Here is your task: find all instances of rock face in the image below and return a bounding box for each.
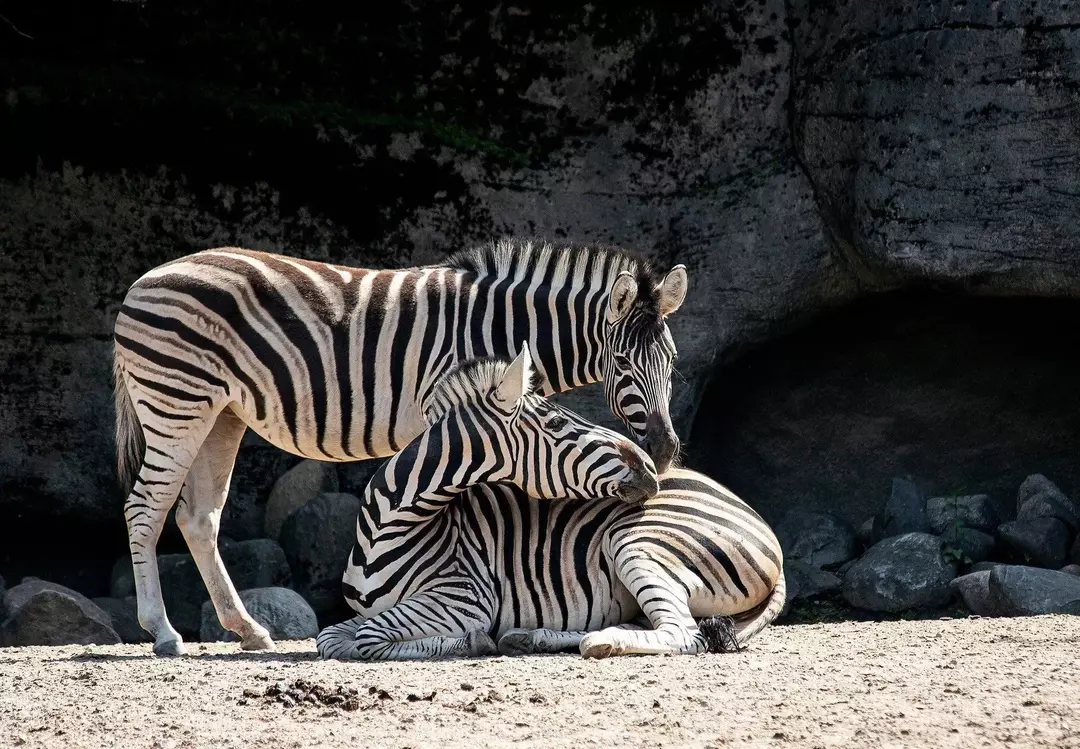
[109,539,292,636]
[841,533,956,613]
[927,495,999,535]
[1,579,121,646]
[4,1,1080,590]
[280,493,362,619]
[997,519,1070,570]
[264,460,340,542]
[1016,475,1080,533]
[986,566,1080,616]
[199,587,318,643]
[775,512,857,569]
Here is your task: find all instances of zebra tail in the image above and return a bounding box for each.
[733,567,787,647]
[113,351,144,493]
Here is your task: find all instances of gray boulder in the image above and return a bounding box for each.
[997,518,1070,569]
[841,533,956,613]
[280,492,362,617]
[264,459,339,541]
[199,587,318,643]
[781,561,841,618]
[926,494,999,535]
[949,571,994,616]
[109,539,292,636]
[1,579,121,646]
[940,526,995,565]
[987,565,1080,616]
[92,596,152,644]
[879,478,930,539]
[1017,474,1080,533]
[1060,564,1080,578]
[775,511,857,568]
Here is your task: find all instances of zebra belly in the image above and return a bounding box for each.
[455,491,640,636]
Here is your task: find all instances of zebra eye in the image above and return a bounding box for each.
[547,414,568,431]
[613,354,632,369]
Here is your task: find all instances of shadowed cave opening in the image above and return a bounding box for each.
[685,291,1080,529]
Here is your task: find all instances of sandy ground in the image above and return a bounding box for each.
[1,616,1079,749]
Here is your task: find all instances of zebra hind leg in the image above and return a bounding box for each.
[317,589,494,662]
[579,555,705,659]
[125,432,208,656]
[497,622,650,656]
[174,408,273,651]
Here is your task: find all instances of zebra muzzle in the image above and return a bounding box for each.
[617,468,660,505]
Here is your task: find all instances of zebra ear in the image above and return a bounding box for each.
[657,265,687,318]
[495,343,533,405]
[607,272,638,323]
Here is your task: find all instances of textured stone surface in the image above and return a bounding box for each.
[265,460,339,542]
[879,479,930,540]
[775,512,857,569]
[1,579,120,646]
[997,518,1070,570]
[927,495,999,535]
[92,596,152,644]
[1061,565,1080,578]
[280,493,362,619]
[782,561,842,617]
[199,587,318,643]
[987,565,1080,617]
[1016,474,1080,533]
[842,533,957,613]
[940,527,995,566]
[949,571,994,617]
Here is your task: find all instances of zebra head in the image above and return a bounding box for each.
[425,346,660,504]
[602,263,688,474]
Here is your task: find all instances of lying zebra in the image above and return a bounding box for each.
[317,349,785,661]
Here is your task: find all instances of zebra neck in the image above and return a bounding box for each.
[453,258,632,395]
[355,416,487,542]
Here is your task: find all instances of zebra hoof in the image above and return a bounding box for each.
[466,630,499,657]
[579,635,615,660]
[240,632,276,651]
[497,630,536,656]
[153,638,187,657]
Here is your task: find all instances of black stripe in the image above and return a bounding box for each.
[128,374,214,405]
[361,273,391,456]
[386,272,419,453]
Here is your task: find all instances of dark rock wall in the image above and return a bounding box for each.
[1,1,1078,595]
[689,292,1080,527]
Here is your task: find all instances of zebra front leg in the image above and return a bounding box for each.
[498,623,648,656]
[317,590,494,662]
[175,409,273,651]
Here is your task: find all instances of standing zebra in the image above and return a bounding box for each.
[318,354,784,661]
[113,238,687,655]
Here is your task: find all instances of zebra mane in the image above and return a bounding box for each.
[444,237,665,315]
[422,355,547,423]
